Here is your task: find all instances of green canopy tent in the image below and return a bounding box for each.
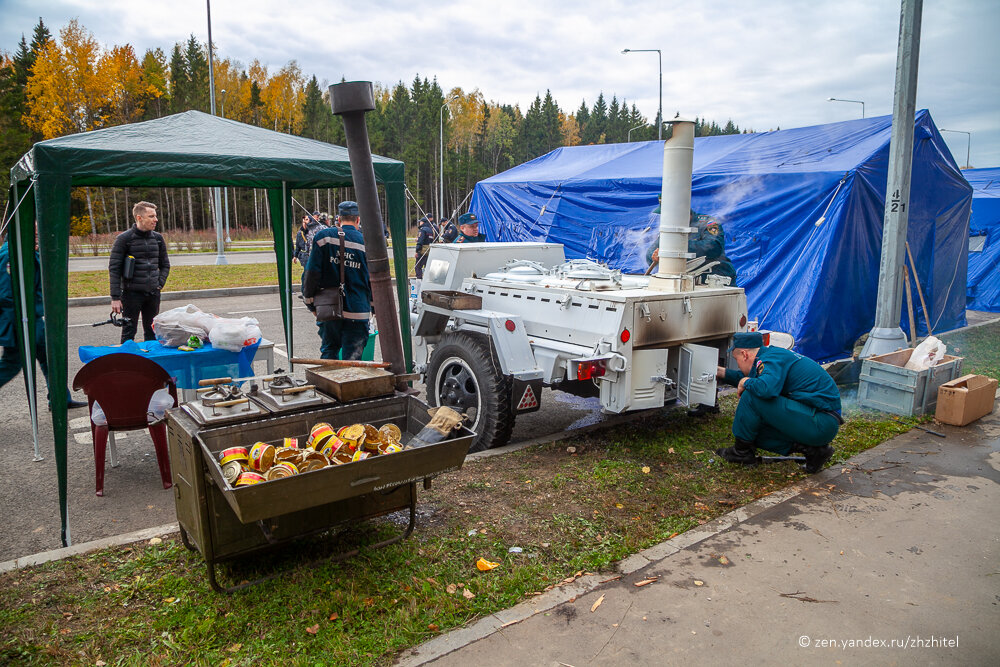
[5,110,411,546]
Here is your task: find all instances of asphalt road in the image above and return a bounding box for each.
[0,290,609,562]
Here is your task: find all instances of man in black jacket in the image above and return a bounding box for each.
[109,201,170,343]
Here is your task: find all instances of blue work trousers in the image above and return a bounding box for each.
[317,319,369,360]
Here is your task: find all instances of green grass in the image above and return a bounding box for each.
[68,259,418,298]
[938,319,1000,379]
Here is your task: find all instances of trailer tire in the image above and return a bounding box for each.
[426,332,515,452]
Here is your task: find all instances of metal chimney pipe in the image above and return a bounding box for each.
[648,118,696,292]
[329,81,406,378]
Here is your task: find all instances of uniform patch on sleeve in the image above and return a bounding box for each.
[755,360,765,375]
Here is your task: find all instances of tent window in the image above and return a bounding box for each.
[969,235,986,253]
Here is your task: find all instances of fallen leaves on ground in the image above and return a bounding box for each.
[591,594,605,612]
[476,558,499,572]
[305,624,319,635]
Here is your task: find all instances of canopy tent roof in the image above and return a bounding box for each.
[965,167,1000,312]
[12,110,404,188]
[6,110,410,548]
[471,110,972,362]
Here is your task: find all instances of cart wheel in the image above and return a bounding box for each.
[426,332,514,452]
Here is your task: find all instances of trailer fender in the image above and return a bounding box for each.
[487,315,544,381]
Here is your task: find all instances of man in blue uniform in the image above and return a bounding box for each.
[454,213,486,243]
[301,201,372,360]
[646,210,735,284]
[440,217,459,243]
[715,332,842,474]
[413,214,436,279]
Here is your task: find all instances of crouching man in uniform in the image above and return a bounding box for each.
[715,332,842,474]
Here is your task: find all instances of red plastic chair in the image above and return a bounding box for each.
[72,353,178,497]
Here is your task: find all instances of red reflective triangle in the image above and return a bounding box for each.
[517,385,538,410]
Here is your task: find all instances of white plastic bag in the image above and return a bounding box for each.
[904,336,946,371]
[208,317,262,352]
[91,388,175,427]
[153,304,216,347]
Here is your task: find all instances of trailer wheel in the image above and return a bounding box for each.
[426,332,515,452]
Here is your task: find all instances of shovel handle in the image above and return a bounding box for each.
[212,398,248,408]
[279,385,315,395]
[199,377,233,386]
[291,357,391,369]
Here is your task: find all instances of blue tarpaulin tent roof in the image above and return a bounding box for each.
[471,111,972,362]
[965,167,1000,312]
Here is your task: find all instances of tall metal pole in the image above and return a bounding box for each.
[827,97,865,118]
[439,102,446,223]
[221,88,231,241]
[861,0,923,358]
[622,49,662,140]
[206,0,227,265]
[330,81,406,380]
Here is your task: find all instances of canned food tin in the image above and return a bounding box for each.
[339,424,365,451]
[221,460,243,485]
[378,442,403,455]
[351,449,371,462]
[235,471,265,486]
[363,424,381,452]
[331,450,354,465]
[282,437,300,449]
[249,442,276,472]
[219,446,250,466]
[318,435,346,458]
[272,461,298,476]
[309,423,335,449]
[298,458,326,473]
[379,423,402,444]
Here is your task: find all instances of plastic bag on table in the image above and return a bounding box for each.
[406,406,465,449]
[208,317,262,352]
[904,336,946,371]
[153,304,216,347]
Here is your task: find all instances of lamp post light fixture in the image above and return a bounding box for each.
[439,96,457,222]
[827,97,865,118]
[627,123,647,142]
[622,48,662,140]
[940,129,971,169]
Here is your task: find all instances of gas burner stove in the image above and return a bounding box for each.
[181,384,269,425]
[249,375,334,413]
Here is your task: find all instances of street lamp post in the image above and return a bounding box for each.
[622,48,662,140]
[221,88,230,241]
[627,124,647,142]
[940,129,971,169]
[206,0,227,264]
[827,97,865,118]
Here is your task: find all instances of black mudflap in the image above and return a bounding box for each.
[511,379,543,414]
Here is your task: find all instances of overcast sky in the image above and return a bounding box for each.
[2,0,998,166]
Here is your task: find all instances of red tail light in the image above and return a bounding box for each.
[575,359,608,381]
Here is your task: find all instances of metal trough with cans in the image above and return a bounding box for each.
[166,394,473,593]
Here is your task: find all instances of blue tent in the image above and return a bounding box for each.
[965,167,1000,312]
[471,111,972,362]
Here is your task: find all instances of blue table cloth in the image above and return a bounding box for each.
[79,339,262,389]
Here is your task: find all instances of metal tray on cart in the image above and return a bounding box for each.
[166,394,474,592]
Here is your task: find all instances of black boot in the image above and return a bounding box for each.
[801,444,834,474]
[715,438,758,465]
[687,403,721,418]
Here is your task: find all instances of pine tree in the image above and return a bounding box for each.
[184,35,209,112]
[300,75,326,140]
[168,44,188,113]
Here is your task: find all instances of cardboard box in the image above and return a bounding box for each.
[935,374,998,426]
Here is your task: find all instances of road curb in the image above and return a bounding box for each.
[0,523,180,574]
[69,284,301,308]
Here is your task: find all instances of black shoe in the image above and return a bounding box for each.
[67,399,88,409]
[715,438,758,466]
[687,403,721,418]
[801,444,834,474]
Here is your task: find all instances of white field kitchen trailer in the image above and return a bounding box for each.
[410,120,752,451]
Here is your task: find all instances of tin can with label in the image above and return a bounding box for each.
[363,424,382,452]
[309,423,335,449]
[378,442,403,455]
[219,446,249,467]
[318,435,345,458]
[331,450,354,465]
[221,460,243,485]
[281,437,299,449]
[339,424,365,451]
[235,471,265,486]
[249,442,276,472]
[351,449,371,462]
[264,461,297,480]
[379,423,402,444]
